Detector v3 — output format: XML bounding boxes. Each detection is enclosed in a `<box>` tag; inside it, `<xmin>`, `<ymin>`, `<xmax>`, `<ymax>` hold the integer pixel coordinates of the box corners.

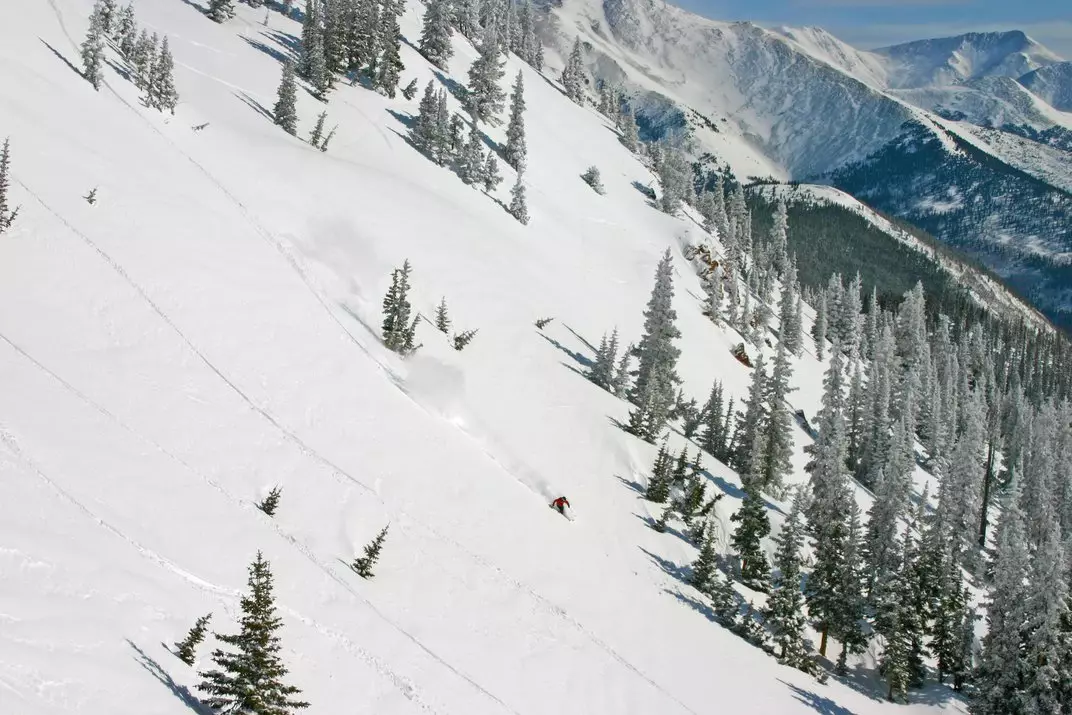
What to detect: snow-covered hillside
<box><xmin>1019</xmin><ymin>61</ymin><xmax>1072</xmax><ymax>111</ymax></box>
<box><xmin>0</xmin><ymin>1</ymin><xmax>978</xmax><ymax>714</ymax></box>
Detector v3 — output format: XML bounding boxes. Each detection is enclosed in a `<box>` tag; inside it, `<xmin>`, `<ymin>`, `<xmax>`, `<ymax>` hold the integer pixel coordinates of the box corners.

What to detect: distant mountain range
<box><xmin>546</xmin><ymin>0</ymin><xmax>1072</xmax><ymax>327</ymax></box>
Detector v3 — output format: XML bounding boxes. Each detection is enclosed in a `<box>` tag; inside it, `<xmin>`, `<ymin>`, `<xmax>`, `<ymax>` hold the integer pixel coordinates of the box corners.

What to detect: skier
<box><xmin>550</xmin><ymin>496</ymin><xmax>571</xmax><ymax>517</ymax></box>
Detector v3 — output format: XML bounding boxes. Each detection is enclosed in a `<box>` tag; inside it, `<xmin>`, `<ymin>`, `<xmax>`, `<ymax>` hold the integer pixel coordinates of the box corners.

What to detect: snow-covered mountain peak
<box><xmin>874</xmin><ymin>30</ymin><xmax>1064</xmax><ymax>89</ymax></box>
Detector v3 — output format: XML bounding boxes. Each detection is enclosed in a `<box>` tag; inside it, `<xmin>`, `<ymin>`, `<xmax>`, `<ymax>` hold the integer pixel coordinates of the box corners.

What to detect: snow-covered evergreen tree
<box><xmin>309</xmin><ymin>111</ymin><xmax>328</xmax><ymax>146</ymax></box>
<box><xmin>503</xmin><ymin>70</ymin><xmax>527</xmax><ymax>170</ymax></box>
<box><xmin>131</xmin><ymin>29</ymin><xmax>155</xmax><ymax>90</ymax></box>
<box><xmin>81</xmin><ymin>3</ymin><xmax>107</xmax><ymax>91</ymax></box>
<box><xmin>483</xmin><ymin>153</ymin><xmax>502</xmax><ymax>192</ymax></box>
<box><xmin>116</xmin><ymin>3</ymin><xmax>137</xmax><ymax>57</ymax></box>
<box><xmin>730</xmin><ymin>449</ymin><xmax>771</xmax><ymax>590</ymax></box>
<box><xmin>146</xmin><ymin>37</ymin><xmax>179</xmax><ymax>113</ymax></box>
<box><xmin>656</xmin><ymin>146</ymin><xmax>691</xmax><ymax>215</ymax></box>
<box><xmin>732</xmin><ymin>352</ymin><xmax>767</xmax><ymax>477</ymax></box>
<box><xmin>257</xmin><ymin>486</ymin><xmax>283</xmax><ymax>517</ymax></box>
<box><xmin>759</xmin><ymin>341</ymin><xmax>795</xmax><ymax>494</ymax></box>
<box><xmin>560</xmin><ymin>37</ymin><xmax>586</xmax><ymax>104</ymax></box>
<box><xmin>375</xmin><ymin>13</ymin><xmax>405</xmax><ymax>97</ymax></box>
<box><xmin>812</xmin><ymin>291</ymin><xmax>828</xmax><ymax>360</ymax></box>
<box><xmin>689</xmin><ymin>521</ymin><xmax>719</xmax><ymax>592</ymax></box>
<box><xmin>766</xmin><ymin>493</ymin><xmax>808</xmax><ymax>667</ymax></box>
<box><xmin>273</xmin><ymin>60</ymin><xmax>299</xmax><ymax>135</ymax></box>
<box><xmin>466</xmin><ymin>26</ymin><xmax>506</xmax><ymax>123</ymax></box>
<box><xmin>0</xmin><ymin>138</ymin><xmax>17</xmax><ymax>235</ymax></box>
<box><xmin>645</xmin><ymin>440</ymin><xmax>673</xmax><ymax>503</ymax></box>
<box><xmin>612</xmin><ymin>343</ymin><xmax>633</xmax><ymax>397</ymax></box>
<box><xmin>589</xmin><ymin>328</ymin><xmax>620</xmax><ymax>391</ymax></box>
<box><xmin>418</xmin><ymin>0</ymin><xmax>454</xmax><ymax>68</ymax></box>
<box><xmin>351</xmin><ymin>525</ymin><xmax>389</xmax><ymax>578</ymax></box>
<box><xmin>1020</xmin><ymin>521</ymin><xmax>1069</xmax><ymax>714</ymax></box>
<box><xmin>197</xmin><ymin>552</ymin><xmax>308</xmax><ymax>713</ymax></box>
<box><xmin>175</xmin><ymin>613</ymin><xmax>212</xmax><ymax>666</ymax></box>
<box><xmin>434</xmin><ymin>297</ymin><xmax>450</xmax><ymax>333</ymax></box>
<box><xmin>207</xmin><ymin>0</ymin><xmax>235</xmax><ymax>23</ymax></box>
<box><xmin>411</xmin><ymin>81</ymin><xmax>443</xmax><ymax>159</ymax></box>
<box><xmin>459</xmin><ymin>119</ymin><xmax>486</xmax><ymax>185</ymax></box>
<box><xmin>98</xmin><ymin>0</ymin><xmax>118</xmax><ymax>35</ymax></box>
<box><xmin>699</xmin><ymin>380</ymin><xmax>731</xmax><ymax>463</ymax></box>
<box><xmin>619</xmin><ymin>106</ymin><xmax>639</xmax><ymax>152</ymax></box>
<box><xmin>382</xmin><ymin>260</ymin><xmax>416</xmax><ymax>353</ymax></box>
<box><xmin>626</xmin><ymin>249</ymin><xmax>681</xmax><ymax>441</ymax></box>
<box><xmin>508</xmin><ymin>172</ymin><xmax>529</xmax><ymax>224</ymax></box>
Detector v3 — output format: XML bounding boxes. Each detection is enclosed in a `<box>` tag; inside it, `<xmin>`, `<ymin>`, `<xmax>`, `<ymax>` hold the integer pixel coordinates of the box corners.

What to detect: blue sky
<box><xmin>671</xmin><ymin>0</ymin><xmax>1072</xmax><ymax>57</ymax></box>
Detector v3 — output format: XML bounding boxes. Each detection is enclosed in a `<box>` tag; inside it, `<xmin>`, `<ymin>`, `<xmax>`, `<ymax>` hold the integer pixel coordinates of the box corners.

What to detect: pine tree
<box><xmin>759</xmin><ymin>341</ymin><xmax>795</xmax><ymax>494</ymax></box>
<box><xmin>731</xmin><ymin>352</ymin><xmax>767</xmax><ymax>477</ymax></box>
<box><xmin>767</xmin><ymin>494</ymin><xmax>808</xmax><ymax>668</ymax></box>
<box><xmin>503</xmin><ymin>71</ymin><xmax>527</xmax><ymax>170</ymax></box>
<box><xmin>116</xmin><ymin>3</ymin><xmax>137</xmax><ymax>57</ymax></box>
<box><xmin>309</xmin><ymin>111</ymin><xmax>328</xmax><ymax>146</ymax></box>
<box><xmin>375</xmin><ymin>14</ymin><xmax>405</xmax><ymax>97</ymax></box>
<box><xmin>434</xmin><ymin>297</ymin><xmax>450</xmax><ymax>333</ymax></box>
<box><xmin>81</xmin><ymin>2</ymin><xmax>107</xmax><ymax>91</ymax></box>
<box><xmin>418</xmin><ymin>0</ymin><xmax>454</xmax><ymax>68</ymax></box>
<box><xmin>273</xmin><ymin>60</ymin><xmax>299</xmax><ymax>136</ymax></box>
<box><xmin>466</xmin><ymin>26</ymin><xmax>506</xmax><ymax>123</ymax></box>
<box><xmin>619</xmin><ymin>105</ymin><xmax>639</xmax><ymax>151</ymax></box>
<box><xmin>483</xmin><ymin>153</ymin><xmax>502</xmax><ymax>192</ymax></box>
<box><xmin>197</xmin><ymin>552</ymin><xmax>308</xmax><ymax>713</ymax></box>
<box><xmin>351</xmin><ymin>525</ymin><xmax>389</xmax><ymax>578</ymax></box>
<box><xmin>146</xmin><ymin>37</ymin><xmax>179</xmax><ymax>113</ymax></box>
<box><xmin>589</xmin><ymin>328</ymin><xmax>620</xmax><ymax>391</ymax></box>
<box><xmin>207</xmin><ymin>0</ymin><xmax>236</xmax><ymax>23</ymax></box>
<box><xmin>974</xmin><ymin>493</ymin><xmax>1031</xmax><ymax>715</ymax></box>
<box><xmin>626</xmin><ymin>250</ymin><xmax>681</xmax><ymax>441</ymax></box>
<box><xmin>411</xmin><ymin>81</ymin><xmax>443</xmax><ymax>159</ymax></box>
<box><xmin>560</xmin><ymin>37</ymin><xmax>585</xmax><ymax>103</ymax></box>
<box><xmin>98</xmin><ymin>0</ymin><xmax>118</xmax><ymax>35</ymax></box>
<box><xmin>305</xmin><ymin>24</ymin><xmax>331</xmax><ymax>99</ymax></box>
<box><xmin>0</xmin><ymin>138</ymin><xmax>17</xmax><ymax>234</ymax></box>
<box><xmin>175</xmin><ymin>613</ymin><xmax>212</xmax><ymax>666</ymax></box>
<box><xmin>656</xmin><ymin>146</ymin><xmax>690</xmax><ymax>215</ymax></box>
<box><xmin>382</xmin><ymin>260</ymin><xmax>414</xmax><ymax>352</ymax></box>
<box><xmin>131</xmin><ymin>29</ymin><xmax>155</xmax><ymax>90</ymax></box>
<box><xmin>459</xmin><ymin>118</ymin><xmax>486</xmax><ymax>185</ymax></box>
<box><xmin>508</xmin><ymin>172</ymin><xmax>529</xmax><ymax>224</ymax></box>
<box><xmin>876</xmin><ymin>529</ymin><xmax>923</xmax><ymax>703</ymax></box>
<box><xmin>257</xmin><ymin>486</ymin><xmax>283</xmax><ymax>517</ymax></box>
<box><xmin>699</xmin><ymin>380</ymin><xmax>730</xmax><ymax>462</ymax></box>
<box><xmin>689</xmin><ymin>521</ymin><xmax>719</xmax><ymax>592</ymax></box>
<box><xmin>730</xmin><ymin>451</ymin><xmax>771</xmax><ymax>590</ymax></box>
<box><xmin>646</xmin><ymin>440</ymin><xmax>672</xmax><ymax>503</ymax></box>
<box><xmin>1021</xmin><ymin>521</ymin><xmax>1069</xmax><ymax>715</ymax></box>
<box><xmin>812</xmin><ymin>291</ymin><xmax>828</xmax><ymax>360</ymax></box>
<box><xmin>581</xmin><ymin>166</ymin><xmax>605</xmax><ymax>195</ymax></box>
<box><xmin>401</xmin><ymin>78</ymin><xmax>419</xmax><ymax>100</ymax></box>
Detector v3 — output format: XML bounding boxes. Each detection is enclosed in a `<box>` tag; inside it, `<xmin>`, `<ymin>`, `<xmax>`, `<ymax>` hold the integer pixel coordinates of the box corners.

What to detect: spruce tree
<box><xmin>131</xmin><ymin>29</ymin><xmax>155</xmax><ymax>90</ymax></box>
<box><xmin>459</xmin><ymin>119</ymin><xmax>486</xmax><ymax>185</ymax></box>
<box><xmin>175</xmin><ymin>613</ymin><xmax>212</xmax><ymax>666</ymax></box>
<box><xmin>375</xmin><ymin>15</ymin><xmax>404</xmax><ymax>97</ymax></box>
<box><xmin>699</xmin><ymin>380</ymin><xmax>730</xmax><ymax>462</ymax></box>
<box><xmin>382</xmin><ymin>260</ymin><xmax>414</xmax><ymax>353</ymax></box>
<box><xmin>351</xmin><ymin>525</ymin><xmax>389</xmax><ymax>578</ymax></box>
<box><xmin>207</xmin><ymin>0</ymin><xmax>236</xmax><ymax>23</ymax></box>
<box><xmin>560</xmin><ymin>37</ymin><xmax>585</xmax><ymax>103</ymax></box>
<box><xmin>147</xmin><ymin>37</ymin><xmax>179</xmax><ymax>113</ymax></box>
<box><xmin>197</xmin><ymin>552</ymin><xmax>308</xmax><ymax>713</ymax></box>
<box><xmin>759</xmin><ymin>341</ymin><xmax>795</xmax><ymax>494</ymax></box>
<box><xmin>812</xmin><ymin>291</ymin><xmax>827</xmax><ymax>360</ymax></box>
<box><xmin>483</xmin><ymin>153</ymin><xmax>503</xmax><ymax>192</ymax></box>
<box><xmin>81</xmin><ymin>3</ymin><xmax>107</xmax><ymax>91</ymax></box>
<box><xmin>466</xmin><ymin>26</ymin><xmax>506</xmax><ymax>123</ymax></box>
<box><xmin>508</xmin><ymin>172</ymin><xmax>529</xmax><ymax>224</ymax></box>
<box><xmin>612</xmin><ymin>342</ymin><xmax>633</xmax><ymax>397</ymax></box>
<box><xmin>766</xmin><ymin>494</ymin><xmax>808</xmax><ymax>667</ymax></box>
<box><xmin>419</xmin><ymin>0</ymin><xmax>454</xmax><ymax>68</ymax></box>
<box><xmin>273</xmin><ymin>60</ymin><xmax>299</xmax><ymax>136</ymax></box>
<box><xmin>730</xmin><ymin>448</ymin><xmax>771</xmax><ymax>590</ymax></box>
<box><xmin>731</xmin><ymin>352</ymin><xmax>767</xmax><ymax>477</ymax></box>
<box><xmin>1021</xmin><ymin>521</ymin><xmax>1069</xmax><ymax>715</ymax></box>
<box><xmin>434</xmin><ymin>297</ymin><xmax>450</xmax><ymax>333</ymax></box>
<box><xmin>689</xmin><ymin>521</ymin><xmax>719</xmax><ymax>592</ymax></box>
<box><xmin>628</xmin><ymin>249</ymin><xmax>681</xmax><ymax>409</ymax></box>
<box><xmin>402</xmin><ymin>78</ymin><xmax>419</xmax><ymax>100</ymax></box>
<box><xmin>411</xmin><ymin>81</ymin><xmax>443</xmax><ymax>159</ymax></box>
<box><xmin>620</xmin><ymin>105</ymin><xmax>639</xmax><ymax>151</ymax></box>
<box><xmin>257</xmin><ymin>486</ymin><xmax>283</xmax><ymax>517</ymax></box>
<box><xmin>305</xmin><ymin>25</ymin><xmax>331</xmax><ymax>99</ymax></box>
<box><xmin>116</xmin><ymin>3</ymin><xmax>137</xmax><ymax>57</ymax></box>
<box><xmin>588</xmin><ymin>328</ymin><xmax>619</xmax><ymax>391</ymax></box>
<box><xmin>0</xmin><ymin>138</ymin><xmax>17</xmax><ymax>234</ymax></box>
<box><xmin>309</xmin><ymin>111</ymin><xmax>328</xmax><ymax>146</ymax></box>
<box><xmin>99</xmin><ymin>0</ymin><xmax>118</xmax><ymax>35</ymax></box>
<box><xmin>645</xmin><ymin>440</ymin><xmax>672</xmax><ymax>503</ymax></box>
<box><xmin>503</xmin><ymin>71</ymin><xmax>527</xmax><ymax>170</ymax></box>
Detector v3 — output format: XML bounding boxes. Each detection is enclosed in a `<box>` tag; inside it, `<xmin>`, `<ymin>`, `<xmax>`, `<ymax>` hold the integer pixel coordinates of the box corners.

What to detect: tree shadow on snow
<box><xmin>40</xmin><ymin>38</ymin><xmax>85</xmax><ymax>80</ymax></box>
<box><xmin>636</xmin><ymin>512</ymin><xmax>701</xmax><ymax>549</ymax></box>
<box><xmin>386</xmin><ymin>109</ymin><xmax>418</xmax><ymax>131</ymax></box>
<box><xmin>432</xmin><ymin>70</ymin><xmax>469</xmax><ymax>108</ymax></box>
<box><xmin>631</xmin><ymin>180</ymin><xmax>658</xmax><ymax>208</ymax></box>
<box><xmin>127</xmin><ymin>639</ymin><xmax>211</xmax><ymax>714</ymax></box>
<box><xmin>241</xmin><ymin>36</ymin><xmax>293</xmax><ymax>66</ymax></box>
<box><xmin>614</xmin><ymin>473</ymin><xmax>646</xmax><ymax>496</ymax></box>
<box><xmin>780</xmin><ymin>680</ymin><xmax>859</xmax><ymax>715</ymax></box>
<box><xmin>669</xmin><ymin>588</ymin><xmax>732</xmax><ymax>623</ymax></box>
<box><xmin>235</xmin><ymin>90</ymin><xmax>275</xmax><ymax>123</ymax></box>
<box><xmin>538</xmin><ymin>332</ymin><xmax>594</xmax><ymax>371</ymax></box>
<box><xmin>562</xmin><ymin>324</ymin><xmax>598</xmax><ymax>354</ymax></box>
<box><xmin>174</xmin><ymin>0</ymin><xmax>209</xmax><ymax>16</ymax></box>
<box><xmin>261</xmin><ymin>28</ymin><xmax>301</xmax><ymax>56</ymax></box>
<box><xmin>104</xmin><ymin>56</ymin><xmax>135</xmax><ymax>85</ymax></box>
<box><xmin>638</xmin><ymin>545</ymin><xmax>694</xmax><ymax>583</ymax></box>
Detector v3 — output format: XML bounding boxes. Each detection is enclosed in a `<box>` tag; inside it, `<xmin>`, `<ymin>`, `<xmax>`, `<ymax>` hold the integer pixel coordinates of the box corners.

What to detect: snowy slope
<box><xmin>1019</xmin><ymin>61</ymin><xmax>1072</xmax><ymax>111</ymax></box>
<box><xmin>0</xmin><ymin>1</ymin><xmax>972</xmax><ymax>714</ymax></box>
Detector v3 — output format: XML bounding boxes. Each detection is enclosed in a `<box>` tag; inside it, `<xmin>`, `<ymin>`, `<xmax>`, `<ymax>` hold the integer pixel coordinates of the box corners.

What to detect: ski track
<box><xmin>30</xmin><ymin>4</ymin><xmax>704</xmax><ymax>712</ymax></box>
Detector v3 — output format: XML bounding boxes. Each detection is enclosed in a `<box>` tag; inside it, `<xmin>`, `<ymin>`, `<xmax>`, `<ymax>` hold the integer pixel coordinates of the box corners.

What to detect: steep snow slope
<box><xmin>891</xmin><ymin>76</ymin><xmax>1072</xmax><ymax>131</ymax></box>
<box><xmin>0</xmin><ymin>1</ymin><xmax>970</xmax><ymax>714</ymax></box>
<box><xmin>874</xmin><ymin>31</ymin><xmax>1063</xmax><ymax>89</ymax></box>
<box><xmin>1019</xmin><ymin>61</ymin><xmax>1072</xmax><ymax>111</ymax></box>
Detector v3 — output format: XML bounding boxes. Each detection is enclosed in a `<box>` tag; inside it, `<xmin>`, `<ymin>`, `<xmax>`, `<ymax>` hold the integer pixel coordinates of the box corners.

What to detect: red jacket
<box><xmin>552</xmin><ymin>497</ymin><xmax>570</xmax><ymax>509</ymax></box>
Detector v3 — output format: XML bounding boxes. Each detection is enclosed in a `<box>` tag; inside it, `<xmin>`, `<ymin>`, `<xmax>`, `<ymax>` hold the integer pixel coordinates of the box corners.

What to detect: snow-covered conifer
<box><xmin>699</xmin><ymin>380</ymin><xmax>731</xmax><ymax>462</ymax></box>
<box><xmin>646</xmin><ymin>440</ymin><xmax>672</xmax><ymax>503</ymax></box>
<box><xmin>656</xmin><ymin>146</ymin><xmax>690</xmax><ymax>215</ymax></box>
<box><xmin>81</xmin><ymin>3</ymin><xmax>107</xmax><ymax>91</ymax></box>
<box><xmin>309</xmin><ymin>111</ymin><xmax>328</xmax><ymax>146</ymax></box>
<box><xmin>411</xmin><ymin>81</ymin><xmax>443</xmax><ymax>158</ymax></box>
<box><xmin>766</xmin><ymin>494</ymin><xmax>808</xmax><ymax>667</ymax></box>
<box><xmin>273</xmin><ymin>60</ymin><xmax>299</xmax><ymax>135</ymax></box>
<box><xmin>402</xmin><ymin>78</ymin><xmax>419</xmax><ymax>100</ymax></box>
<box><xmin>620</xmin><ymin>105</ymin><xmax>639</xmax><ymax>151</ymax></box>
<box><xmin>175</xmin><ymin>613</ymin><xmax>212</xmax><ymax>666</ymax></box>
<box><xmin>466</xmin><ymin>26</ymin><xmax>506</xmax><ymax>123</ymax></box>
<box><xmin>588</xmin><ymin>328</ymin><xmax>619</xmax><ymax>391</ymax></box>
<box><xmin>626</xmin><ymin>249</ymin><xmax>681</xmax><ymax>440</ymax></box>
<box><xmin>207</xmin><ymin>0</ymin><xmax>236</xmax><ymax>23</ymax></box>
<box><xmin>0</xmin><ymin>138</ymin><xmax>17</xmax><ymax>234</ymax></box>
<box><xmin>375</xmin><ymin>16</ymin><xmax>405</xmax><ymax>97</ymax></box>
<box><xmin>305</xmin><ymin>24</ymin><xmax>331</xmax><ymax>99</ymax></box>
<box><xmin>689</xmin><ymin>522</ymin><xmax>720</xmax><ymax>592</ymax></box>
<box><xmin>581</xmin><ymin>166</ymin><xmax>604</xmax><ymax>195</ymax></box>
<box><xmin>116</xmin><ymin>3</ymin><xmax>137</xmax><ymax>57</ymax></box>
<box><xmin>768</xmin><ymin>200</ymin><xmax>789</xmax><ymax>275</ymax></box>
<box><xmin>459</xmin><ymin>119</ymin><xmax>486</xmax><ymax>185</ymax></box>
<box><xmin>434</xmin><ymin>297</ymin><xmax>450</xmax><ymax>333</ymax></box>
<box><xmin>730</xmin><ymin>452</ymin><xmax>771</xmax><ymax>590</ymax></box>
<box><xmin>731</xmin><ymin>351</ymin><xmax>766</xmax><ymax>477</ymax></box>
<box><xmin>98</xmin><ymin>0</ymin><xmax>118</xmax><ymax>35</ymax></box>
<box><xmin>483</xmin><ymin>154</ymin><xmax>503</xmax><ymax>192</ymax></box>
<box><xmin>508</xmin><ymin>172</ymin><xmax>529</xmax><ymax>224</ymax></box>
<box><xmin>759</xmin><ymin>341</ymin><xmax>795</xmax><ymax>494</ymax></box>
<box><xmin>419</xmin><ymin>0</ymin><xmax>454</xmax><ymax>68</ymax></box>
<box><xmin>146</xmin><ymin>37</ymin><xmax>179</xmax><ymax>113</ymax></box>
<box><xmin>560</xmin><ymin>37</ymin><xmax>586</xmax><ymax>104</ymax></box>
<box><xmin>257</xmin><ymin>486</ymin><xmax>283</xmax><ymax>517</ymax></box>
<box><xmin>131</xmin><ymin>29</ymin><xmax>155</xmax><ymax>89</ymax></box>
<box><xmin>501</xmin><ymin>71</ymin><xmax>527</xmax><ymax>170</ymax></box>
<box><xmin>382</xmin><ymin>260</ymin><xmax>415</xmax><ymax>353</ymax></box>
<box><xmin>197</xmin><ymin>552</ymin><xmax>308</xmax><ymax>712</ymax></box>
<box><xmin>351</xmin><ymin>525</ymin><xmax>389</xmax><ymax>578</ymax></box>
<box><xmin>612</xmin><ymin>343</ymin><xmax>632</xmax><ymax>397</ymax></box>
